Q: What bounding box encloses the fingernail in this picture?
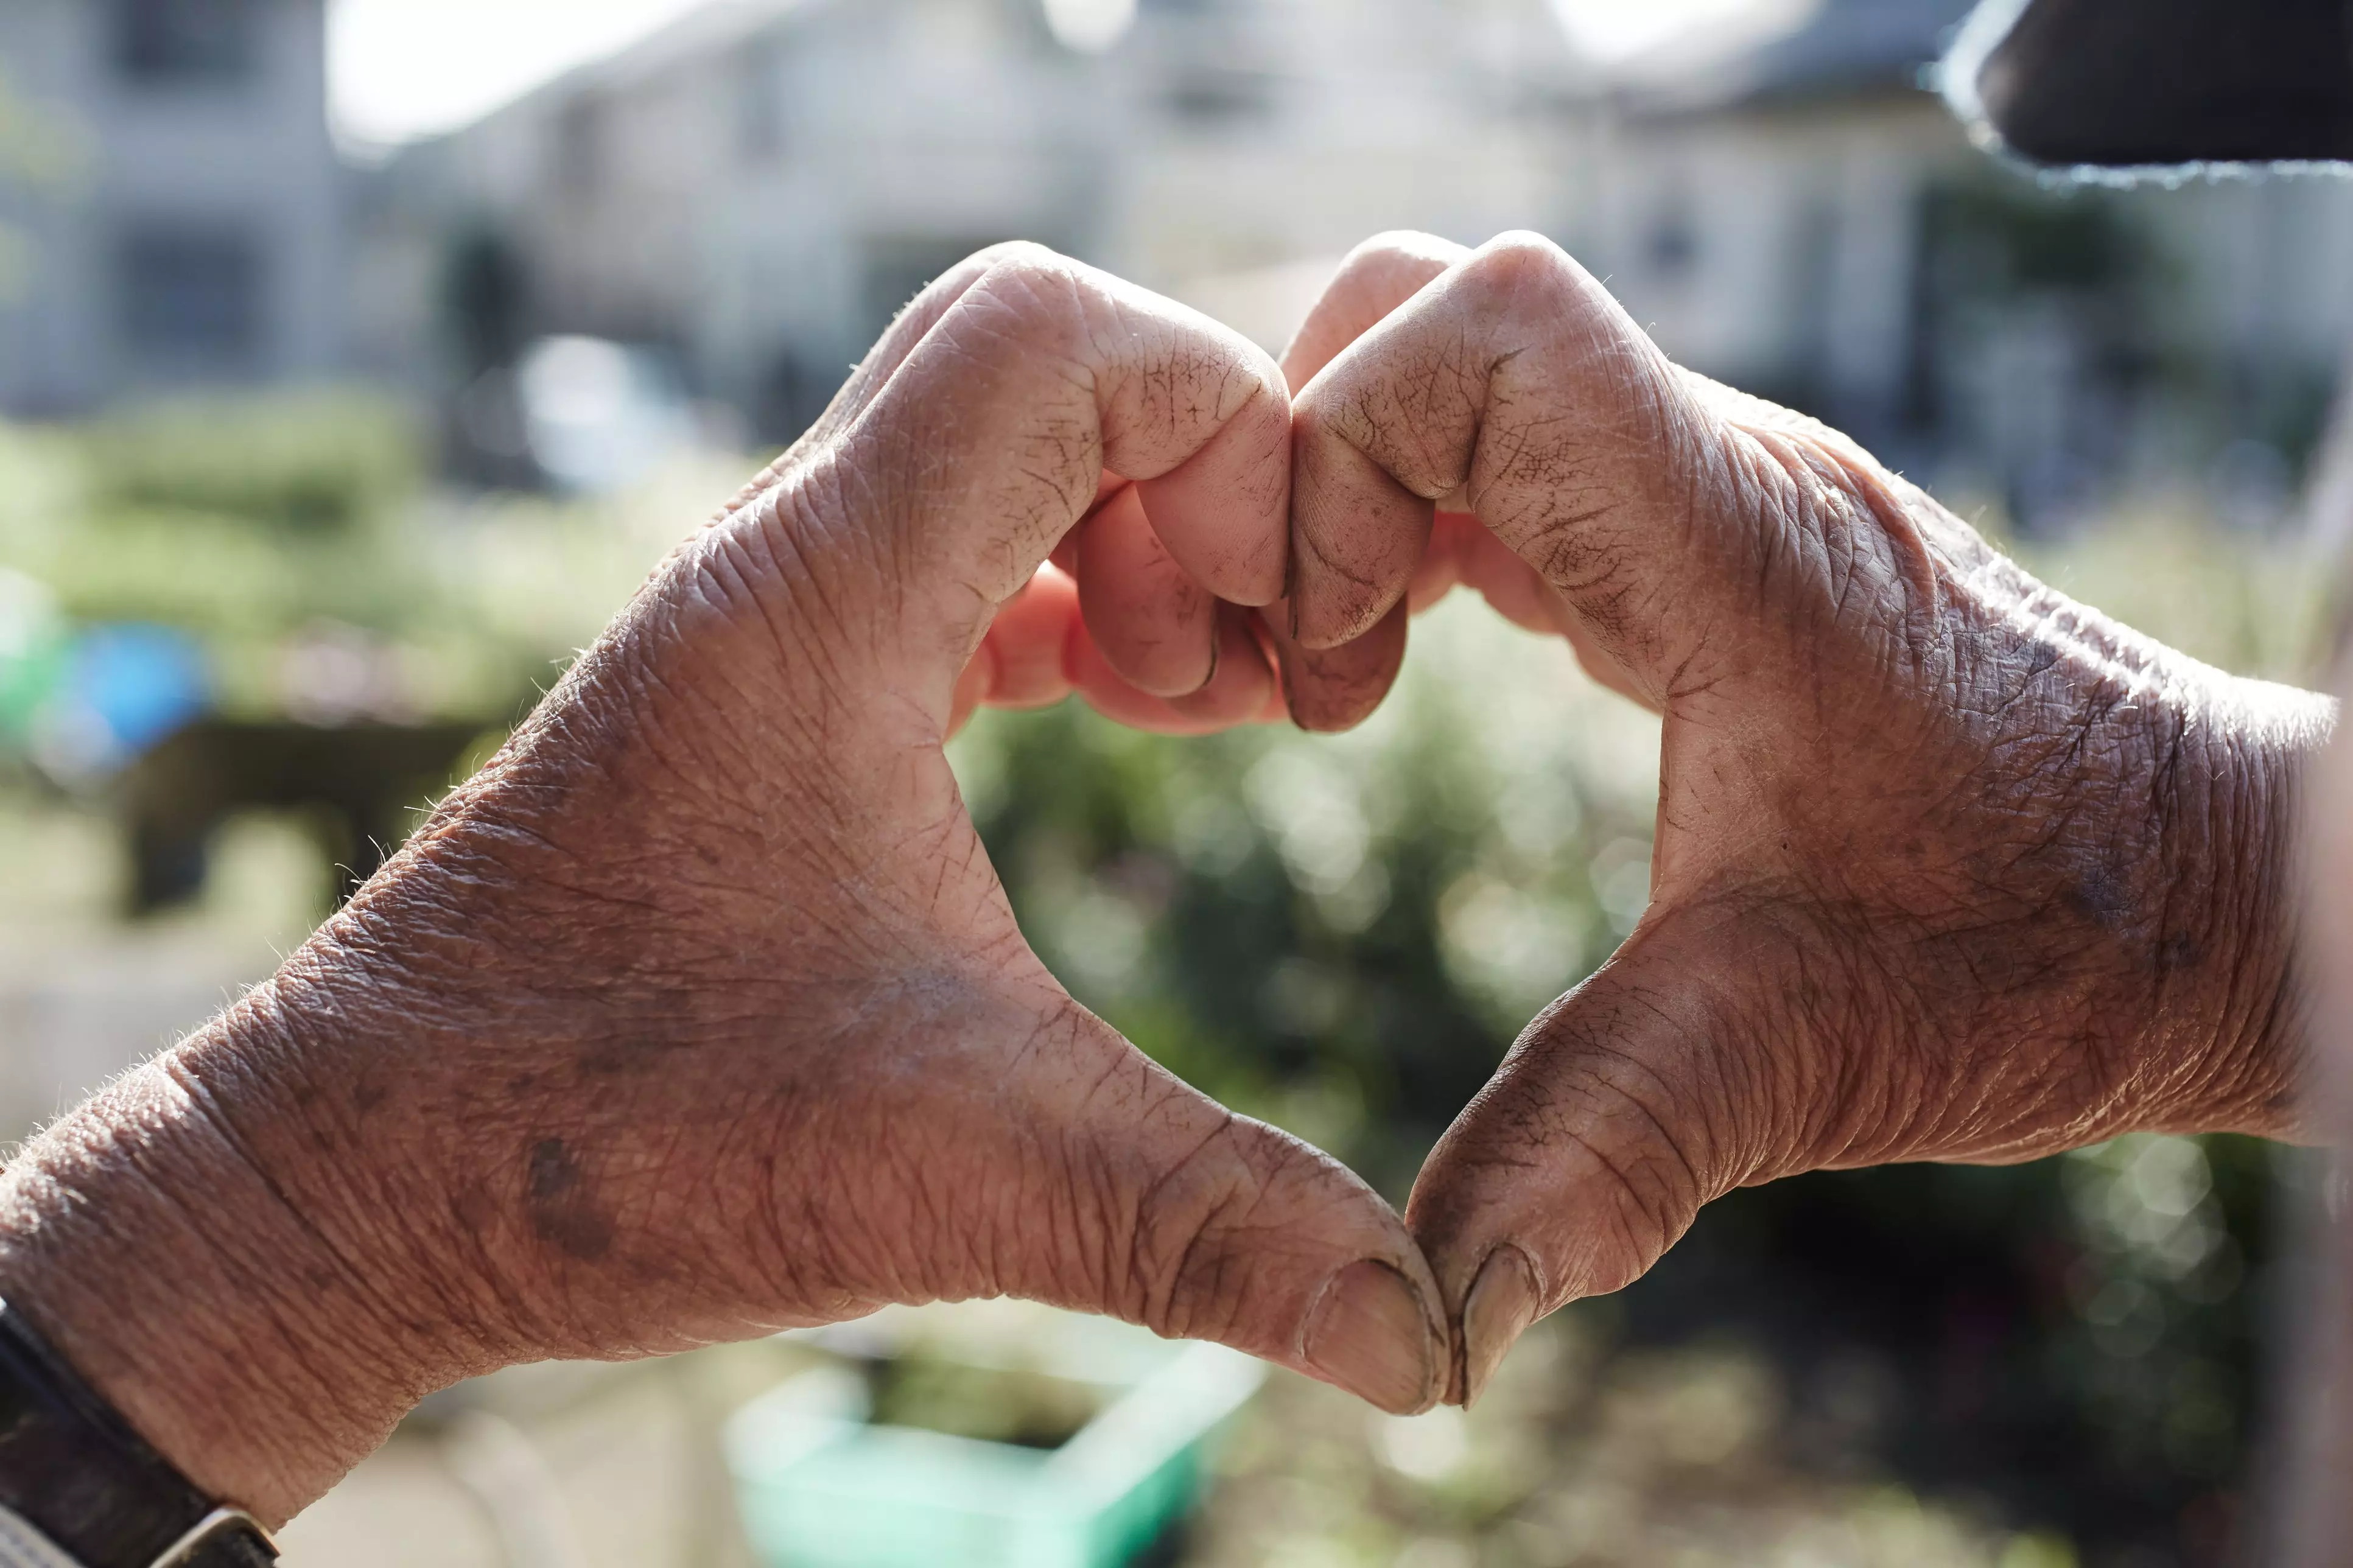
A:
[1461,1245,1541,1409]
[1305,1259,1440,1414]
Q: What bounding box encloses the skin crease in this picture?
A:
[0,226,2337,1534]
[1276,230,2339,1405]
[0,245,1451,1528]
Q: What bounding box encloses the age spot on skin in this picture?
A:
[525,1137,615,1260]
[2064,863,2134,930]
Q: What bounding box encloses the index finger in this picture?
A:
[1282,232,1471,393]
[1289,233,1753,704]
[748,244,1293,731]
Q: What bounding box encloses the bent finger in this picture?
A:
[748,244,1292,726]
[1259,600,1408,735]
[1270,233,1469,725]
[1282,232,1472,393]
[1070,607,1277,736]
[1077,485,1219,697]
[1291,233,1755,702]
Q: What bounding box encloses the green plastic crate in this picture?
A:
[728,1309,1266,1568]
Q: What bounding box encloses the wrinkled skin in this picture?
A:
[1272,231,2337,1404]
[0,247,1447,1527]
[0,225,2339,1536]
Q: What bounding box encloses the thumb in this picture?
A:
[948,982,1449,1413]
[1404,911,1771,1405]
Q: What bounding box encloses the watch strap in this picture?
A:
[0,1505,84,1568]
[0,1303,277,1568]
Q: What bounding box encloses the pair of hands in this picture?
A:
[0,233,2330,1525]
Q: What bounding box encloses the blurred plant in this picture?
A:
[443,226,533,381]
[953,595,1660,1190]
[0,406,733,734]
[76,390,425,534]
[2049,1135,2284,1488]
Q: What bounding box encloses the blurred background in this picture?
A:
[1,0,2350,1563]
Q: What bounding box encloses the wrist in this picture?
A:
[2150,670,2337,1138]
[0,968,479,1527]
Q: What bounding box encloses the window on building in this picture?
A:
[1646,202,1699,281]
[117,223,265,368]
[1165,68,1273,125]
[738,37,787,163]
[556,94,610,196]
[113,0,260,87]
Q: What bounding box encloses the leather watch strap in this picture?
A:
[0,1303,277,1568]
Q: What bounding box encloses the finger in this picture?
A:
[1022,1000,1445,1412]
[1069,605,1277,736]
[947,565,1082,738]
[746,244,1291,725]
[982,564,1083,710]
[1165,604,1281,726]
[1269,233,1467,725]
[1258,600,1408,735]
[952,567,1282,738]
[1404,912,1762,1407]
[1076,485,1218,696]
[818,981,1448,1412]
[1281,231,1471,392]
[1290,232,1762,701]
[1404,531,1463,615]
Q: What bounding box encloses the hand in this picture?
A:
[1281,231,2337,1405]
[0,244,1447,1525]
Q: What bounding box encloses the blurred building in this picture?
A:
[1587,0,2353,515]
[0,0,346,416]
[360,0,2353,525]
[352,0,1591,451]
[1,0,2335,524]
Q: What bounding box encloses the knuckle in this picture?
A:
[1338,228,1461,284]
[967,247,1087,335]
[1461,230,1580,312]
[965,237,1068,277]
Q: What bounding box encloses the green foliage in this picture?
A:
[0,402,729,729]
[954,597,1661,1193]
[76,391,426,534]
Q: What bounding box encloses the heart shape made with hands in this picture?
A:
[1,227,2312,1534]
